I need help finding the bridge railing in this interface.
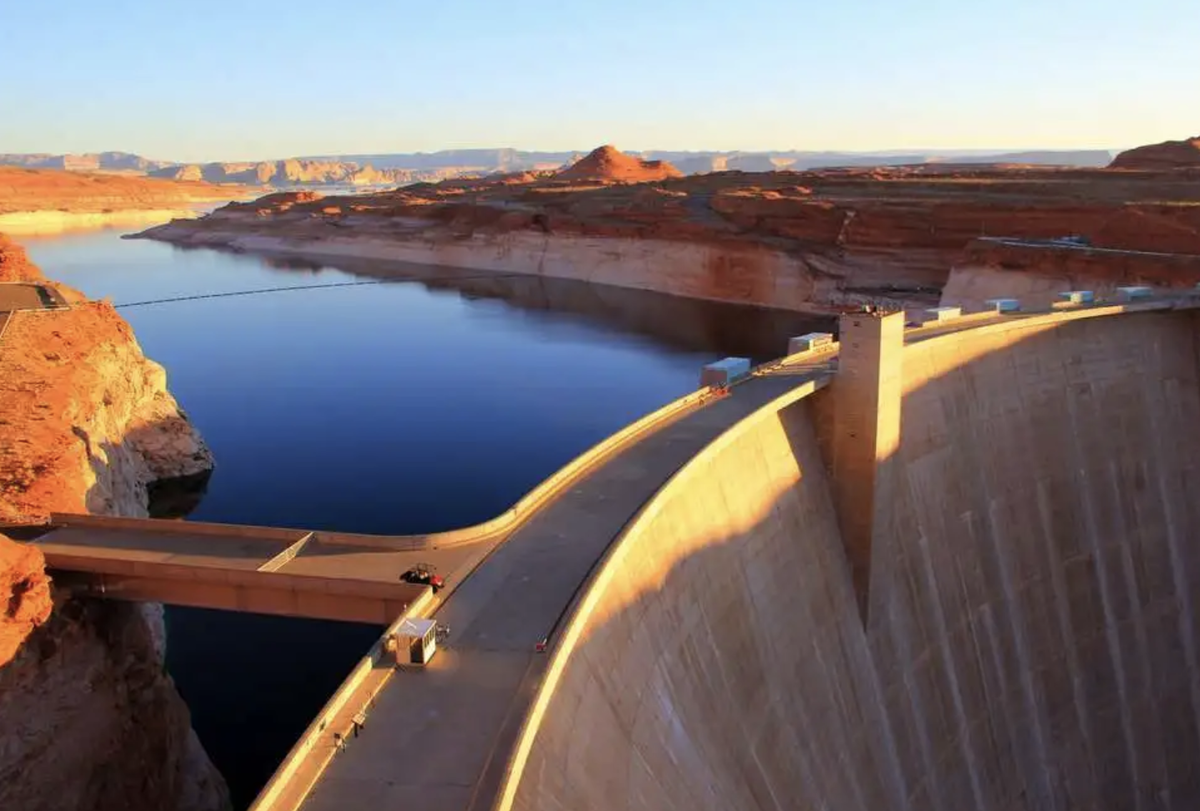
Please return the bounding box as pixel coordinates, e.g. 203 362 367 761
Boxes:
46 511 308 542
249 587 435 811
242 383 729 808
323 383 723 552
491 374 832 811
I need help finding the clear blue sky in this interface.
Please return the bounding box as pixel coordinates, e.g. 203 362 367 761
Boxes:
1 0 1195 161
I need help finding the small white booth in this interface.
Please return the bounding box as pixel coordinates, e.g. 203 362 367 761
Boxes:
387 618 439 666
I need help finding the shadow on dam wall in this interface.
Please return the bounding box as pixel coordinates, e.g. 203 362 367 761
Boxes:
504 308 1200 810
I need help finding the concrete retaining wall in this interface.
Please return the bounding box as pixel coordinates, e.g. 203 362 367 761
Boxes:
500 308 1200 811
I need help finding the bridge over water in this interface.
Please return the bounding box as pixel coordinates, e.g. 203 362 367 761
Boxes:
19 287 1200 811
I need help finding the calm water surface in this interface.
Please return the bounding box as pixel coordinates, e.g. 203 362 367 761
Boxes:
24 227 829 808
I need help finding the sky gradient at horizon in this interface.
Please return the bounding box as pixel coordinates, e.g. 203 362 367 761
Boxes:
2 0 1195 162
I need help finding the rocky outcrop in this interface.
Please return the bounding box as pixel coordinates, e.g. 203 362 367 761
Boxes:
0 536 52 666
942 237 1200 310
556 145 683 183
1109 136 1200 170
0 298 213 521
0 598 228 811
0 236 226 811
0 233 44 282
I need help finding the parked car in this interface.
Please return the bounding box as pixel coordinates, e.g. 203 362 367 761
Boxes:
401 563 445 593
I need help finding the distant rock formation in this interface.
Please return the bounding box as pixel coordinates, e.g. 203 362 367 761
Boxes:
671 154 729 174
0 167 247 217
556 145 683 183
1109 136 1200 170
726 154 796 172
0 151 175 173
0 148 1117 187
150 159 458 188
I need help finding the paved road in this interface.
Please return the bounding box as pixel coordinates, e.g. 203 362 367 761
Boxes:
298 371 821 811
0 282 47 312
0 282 66 343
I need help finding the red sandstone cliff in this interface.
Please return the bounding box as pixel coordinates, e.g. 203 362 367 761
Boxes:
134 162 1200 313
0 235 228 811
942 237 1200 310
0 535 52 665
1109 136 1200 170
0 233 45 282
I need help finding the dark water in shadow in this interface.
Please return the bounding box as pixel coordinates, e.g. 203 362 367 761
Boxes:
24 229 832 808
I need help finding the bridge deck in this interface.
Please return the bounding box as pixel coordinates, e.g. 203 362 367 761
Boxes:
38 526 292 570
296 371 825 811
34 519 489 624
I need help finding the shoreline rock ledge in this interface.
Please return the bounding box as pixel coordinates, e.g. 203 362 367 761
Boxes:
0 233 229 811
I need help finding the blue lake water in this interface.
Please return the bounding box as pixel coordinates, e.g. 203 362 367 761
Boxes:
23 227 831 807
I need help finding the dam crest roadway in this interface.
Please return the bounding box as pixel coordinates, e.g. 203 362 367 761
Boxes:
14 285 1200 811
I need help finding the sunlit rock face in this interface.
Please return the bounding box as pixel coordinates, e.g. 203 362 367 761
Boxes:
0 236 226 811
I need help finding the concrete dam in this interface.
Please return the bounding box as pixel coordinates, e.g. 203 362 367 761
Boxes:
502 305 1200 811
32 296 1200 811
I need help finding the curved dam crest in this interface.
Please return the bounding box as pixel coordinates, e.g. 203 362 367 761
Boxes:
503 307 1200 810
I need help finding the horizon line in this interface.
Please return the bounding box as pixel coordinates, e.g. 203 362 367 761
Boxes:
0 143 1126 166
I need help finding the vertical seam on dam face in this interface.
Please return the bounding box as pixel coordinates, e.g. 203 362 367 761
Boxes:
915 529 988 810
1147 328 1200 777
1036 481 1100 796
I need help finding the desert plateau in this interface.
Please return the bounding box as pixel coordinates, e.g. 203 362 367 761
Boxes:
137 143 1200 314
0 167 256 234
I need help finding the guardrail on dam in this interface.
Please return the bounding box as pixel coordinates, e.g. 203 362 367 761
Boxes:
499 301 1200 811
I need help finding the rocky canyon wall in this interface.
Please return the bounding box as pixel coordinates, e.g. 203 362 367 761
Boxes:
0 235 228 811
942 238 1200 310
133 225 874 312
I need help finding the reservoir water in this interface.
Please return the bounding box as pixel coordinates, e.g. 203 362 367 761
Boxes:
23 227 831 808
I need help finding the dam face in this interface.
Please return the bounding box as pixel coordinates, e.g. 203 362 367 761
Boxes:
506 308 1200 810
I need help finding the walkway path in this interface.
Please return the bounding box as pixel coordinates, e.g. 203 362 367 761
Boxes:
0 281 69 343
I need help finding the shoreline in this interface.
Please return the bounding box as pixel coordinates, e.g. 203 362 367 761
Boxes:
0 207 205 235
132 224 922 314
